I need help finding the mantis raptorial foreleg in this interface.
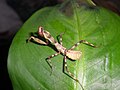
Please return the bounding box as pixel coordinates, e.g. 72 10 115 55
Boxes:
28 36 48 45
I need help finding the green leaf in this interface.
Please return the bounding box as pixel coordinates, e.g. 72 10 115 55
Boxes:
8 1 120 90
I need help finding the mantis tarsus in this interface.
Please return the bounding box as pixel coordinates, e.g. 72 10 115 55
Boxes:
28 26 97 90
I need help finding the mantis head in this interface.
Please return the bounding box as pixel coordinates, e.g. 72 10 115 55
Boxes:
38 26 51 40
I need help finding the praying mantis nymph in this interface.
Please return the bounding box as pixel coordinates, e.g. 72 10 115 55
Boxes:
28 26 97 90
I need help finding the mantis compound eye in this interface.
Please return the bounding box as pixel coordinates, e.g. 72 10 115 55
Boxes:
38 26 44 37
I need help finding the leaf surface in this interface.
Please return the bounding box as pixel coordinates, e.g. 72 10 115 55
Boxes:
8 1 120 90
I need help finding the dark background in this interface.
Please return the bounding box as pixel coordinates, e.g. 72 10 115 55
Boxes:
0 0 120 90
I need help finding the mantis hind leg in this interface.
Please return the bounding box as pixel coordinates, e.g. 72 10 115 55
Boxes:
69 40 97 50
63 51 84 90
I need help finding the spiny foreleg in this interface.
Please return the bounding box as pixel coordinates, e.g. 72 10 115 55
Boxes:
27 36 48 45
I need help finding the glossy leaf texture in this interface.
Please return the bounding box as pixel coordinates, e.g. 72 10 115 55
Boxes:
8 1 120 90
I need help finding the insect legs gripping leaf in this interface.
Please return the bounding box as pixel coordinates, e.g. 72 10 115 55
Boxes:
28 26 97 90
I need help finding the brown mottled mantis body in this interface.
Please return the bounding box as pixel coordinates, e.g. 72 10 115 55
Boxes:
28 26 97 90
